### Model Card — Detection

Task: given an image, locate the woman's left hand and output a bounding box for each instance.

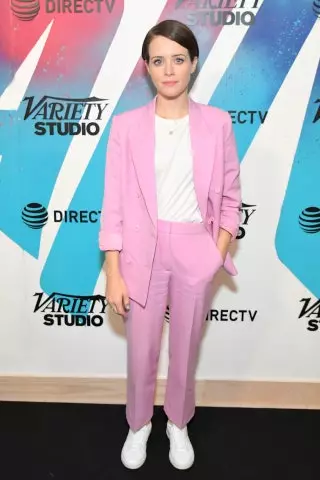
[216,228,232,263]
[218,248,227,263]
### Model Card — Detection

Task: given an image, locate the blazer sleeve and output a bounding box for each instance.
[220,112,242,242]
[99,115,123,251]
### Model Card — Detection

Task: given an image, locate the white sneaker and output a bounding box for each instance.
[166,421,195,470]
[121,422,152,469]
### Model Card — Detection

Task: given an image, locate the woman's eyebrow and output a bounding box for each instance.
[150,53,187,60]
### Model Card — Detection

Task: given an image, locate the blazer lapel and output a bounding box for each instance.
[130,96,216,229]
[189,98,216,223]
[130,97,158,229]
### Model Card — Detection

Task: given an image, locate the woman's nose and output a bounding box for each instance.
[164,59,174,75]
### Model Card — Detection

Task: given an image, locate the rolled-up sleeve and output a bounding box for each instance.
[220,112,242,242]
[99,115,123,251]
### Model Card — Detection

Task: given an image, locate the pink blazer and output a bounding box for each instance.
[99,96,241,307]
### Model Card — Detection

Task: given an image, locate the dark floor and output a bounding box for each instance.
[0,402,319,479]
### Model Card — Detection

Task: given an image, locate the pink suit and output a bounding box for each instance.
[99,97,241,431]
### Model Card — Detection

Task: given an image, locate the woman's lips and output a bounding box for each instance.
[162,81,178,86]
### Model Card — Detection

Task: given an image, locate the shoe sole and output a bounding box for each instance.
[166,427,194,470]
[121,451,147,470]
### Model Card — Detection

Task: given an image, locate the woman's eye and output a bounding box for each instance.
[175,57,185,64]
[153,58,162,66]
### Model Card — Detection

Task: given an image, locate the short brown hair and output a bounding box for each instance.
[141,19,199,63]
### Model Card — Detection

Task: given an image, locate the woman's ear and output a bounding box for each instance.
[145,60,150,75]
[191,57,198,74]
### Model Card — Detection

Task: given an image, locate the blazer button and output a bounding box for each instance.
[125,254,132,264]
[135,225,139,231]
[214,186,221,193]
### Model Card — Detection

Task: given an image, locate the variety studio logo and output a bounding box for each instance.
[237,202,257,239]
[22,96,109,136]
[299,297,320,332]
[175,0,260,27]
[22,203,101,229]
[10,0,116,19]
[313,99,320,123]
[33,292,108,327]
[298,207,320,234]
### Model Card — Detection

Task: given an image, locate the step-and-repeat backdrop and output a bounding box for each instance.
[0,0,319,381]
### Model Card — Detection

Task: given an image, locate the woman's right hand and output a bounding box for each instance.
[106,271,130,317]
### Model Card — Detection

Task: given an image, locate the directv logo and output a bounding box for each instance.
[10,0,116,19]
[298,207,320,234]
[21,203,101,228]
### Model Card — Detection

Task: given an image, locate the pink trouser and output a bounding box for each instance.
[124,219,222,432]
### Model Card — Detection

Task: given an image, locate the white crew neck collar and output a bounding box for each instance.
[156,114,189,121]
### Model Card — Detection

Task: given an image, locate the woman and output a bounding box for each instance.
[99,19,241,470]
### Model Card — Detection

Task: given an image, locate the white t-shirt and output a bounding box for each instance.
[154,114,203,223]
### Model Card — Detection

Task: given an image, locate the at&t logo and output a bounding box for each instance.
[22,203,48,229]
[10,0,40,20]
[312,1,320,17]
[298,207,320,234]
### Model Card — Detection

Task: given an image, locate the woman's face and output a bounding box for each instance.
[146,35,197,99]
